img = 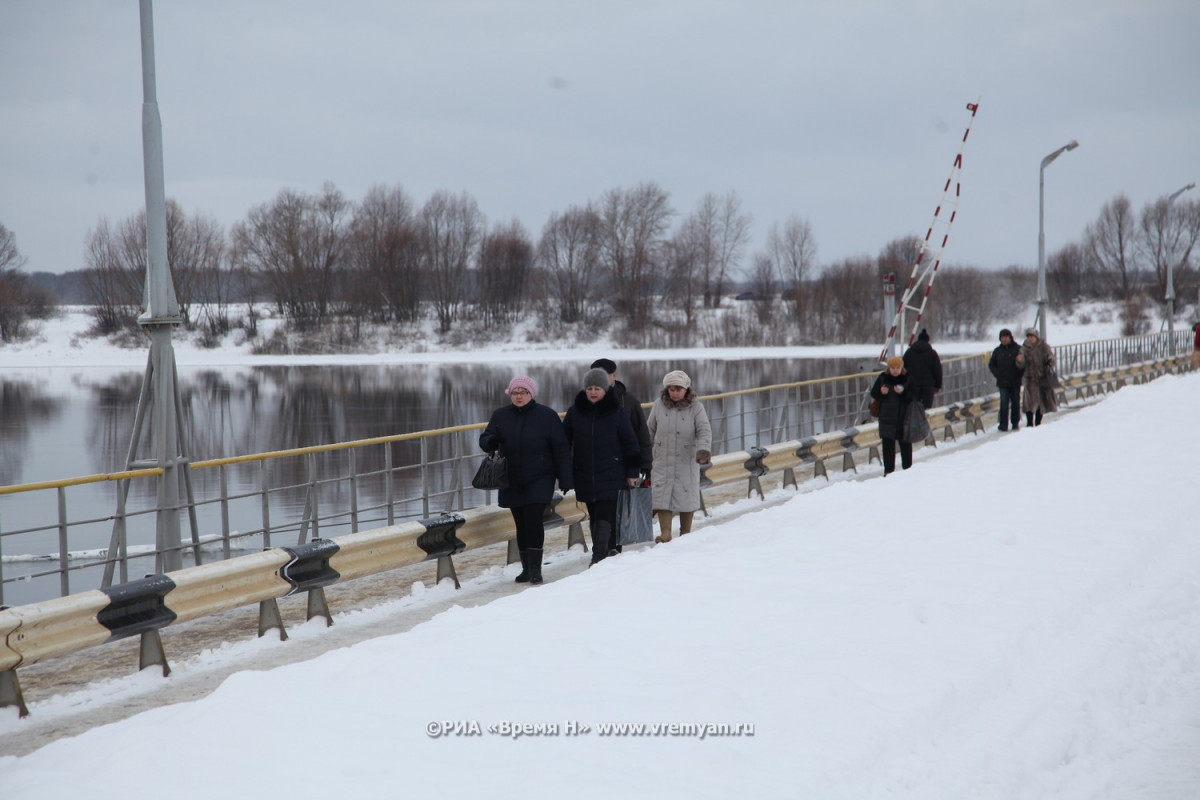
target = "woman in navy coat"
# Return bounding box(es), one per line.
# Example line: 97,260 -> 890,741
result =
563,368 -> 641,565
480,375 -> 573,585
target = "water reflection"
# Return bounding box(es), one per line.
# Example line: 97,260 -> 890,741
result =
0,379 -> 65,487
1,357 -> 860,605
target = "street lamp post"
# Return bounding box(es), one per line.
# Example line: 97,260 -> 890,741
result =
1165,182 -> 1195,352
1036,140 -> 1079,342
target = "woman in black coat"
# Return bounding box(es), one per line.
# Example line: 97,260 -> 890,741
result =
563,368 -> 641,565
870,356 -> 915,475
479,375 -> 573,585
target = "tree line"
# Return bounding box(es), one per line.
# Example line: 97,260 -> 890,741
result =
1,182 -> 1197,347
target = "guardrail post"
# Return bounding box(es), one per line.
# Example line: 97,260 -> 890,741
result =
280,539 -> 341,627
418,513 -> 466,588
743,447 -> 768,499
795,439 -> 829,481
259,599 -> 287,641
97,574 -> 179,677
566,522 -> 587,551
0,669 -> 28,718
838,431 -> 859,474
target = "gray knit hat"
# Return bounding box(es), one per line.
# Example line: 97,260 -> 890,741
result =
583,368 -> 610,390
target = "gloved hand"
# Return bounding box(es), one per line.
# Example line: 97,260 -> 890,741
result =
696,450 -> 711,464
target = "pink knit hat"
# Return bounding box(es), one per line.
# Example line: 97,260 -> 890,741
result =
505,375 -> 537,398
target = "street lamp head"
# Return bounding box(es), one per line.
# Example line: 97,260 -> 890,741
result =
1041,139 -> 1080,169
1167,182 -> 1196,202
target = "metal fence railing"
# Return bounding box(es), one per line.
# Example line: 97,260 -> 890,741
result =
1,330 -> 1192,606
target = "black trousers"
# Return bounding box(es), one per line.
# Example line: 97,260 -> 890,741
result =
881,438 -> 913,475
510,503 -> 548,551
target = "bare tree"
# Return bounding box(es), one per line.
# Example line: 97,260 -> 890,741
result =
478,218 -> 534,326
81,217 -> 143,334
536,205 -> 603,324
662,217 -> 703,324
1139,196 -> 1200,316
233,183 -> 351,330
596,182 -> 673,333
0,222 -> 37,341
172,207 -> 226,327
746,253 -> 778,327
934,267 -> 991,339
346,184 -> 421,324
683,191 -> 752,308
419,189 -> 484,334
764,214 -> 818,329
1084,194 -> 1140,303
1046,242 -> 1090,311
807,257 -> 878,343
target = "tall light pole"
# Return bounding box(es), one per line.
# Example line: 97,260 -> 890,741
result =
1165,182 -> 1195,351
1036,139 -> 1079,342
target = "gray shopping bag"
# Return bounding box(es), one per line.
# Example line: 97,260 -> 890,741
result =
616,485 -> 655,545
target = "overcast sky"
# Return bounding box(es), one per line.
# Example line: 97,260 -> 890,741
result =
2,0 -> 1198,277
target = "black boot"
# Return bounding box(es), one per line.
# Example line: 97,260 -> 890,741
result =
514,549 -> 530,583
527,548 -> 544,585
589,521 -> 611,566
1026,412 -> 1034,429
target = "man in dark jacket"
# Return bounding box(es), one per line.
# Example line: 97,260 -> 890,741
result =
902,328 -> 943,410
988,328 -> 1024,431
591,358 -> 653,477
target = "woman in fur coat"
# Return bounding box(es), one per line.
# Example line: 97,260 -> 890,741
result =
1015,328 -> 1058,427
645,369 -> 712,543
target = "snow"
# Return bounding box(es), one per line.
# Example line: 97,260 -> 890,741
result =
1,307 -> 1198,797
0,302 -> 1141,370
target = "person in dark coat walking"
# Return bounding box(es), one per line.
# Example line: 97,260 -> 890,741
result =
591,357 -> 653,478
870,356 -> 915,475
988,328 -> 1025,431
479,375 -> 574,585
564,367 -> 641,565
902,329 -> 943,410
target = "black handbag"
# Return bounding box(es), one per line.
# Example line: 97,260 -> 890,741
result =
471,451 -> 509,490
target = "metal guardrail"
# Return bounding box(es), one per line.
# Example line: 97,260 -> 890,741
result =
0,331 -> 1193,608
0,348 -> 1193,716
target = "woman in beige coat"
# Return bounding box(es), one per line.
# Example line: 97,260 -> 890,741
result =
646,370 -> 712,543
